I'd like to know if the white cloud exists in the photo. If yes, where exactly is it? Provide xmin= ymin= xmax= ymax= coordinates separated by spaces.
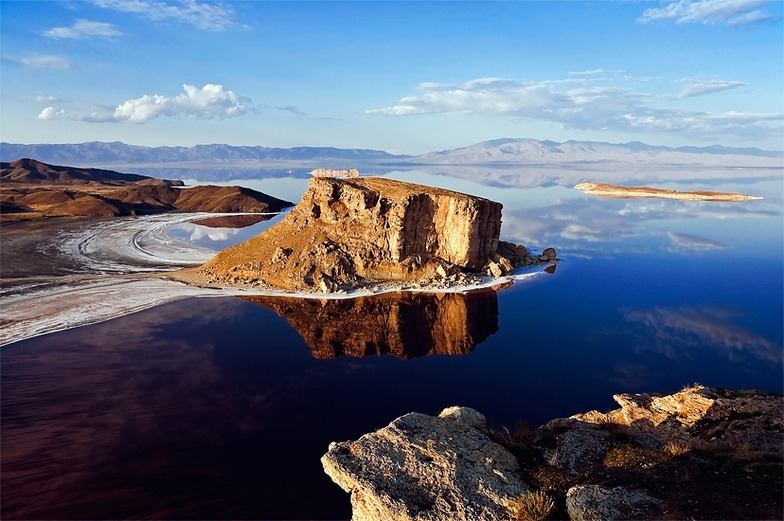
xmin=16 ymin=55 xmax=73 ymax=70
xmin=678 ymin=78 xmax=746 ymax=98
xmin=367 ymin=75 xmax=783 ymax=143
xmin=79 ymin=83 xmax=250 ymax=123
xmin=637 ymin=0 xmax=777 ymax=25
xmin=91 ymin=0 xmax=236 ymax=31
xmin=37 ymin=107 xmax=66 ymax=120
xmin=44 ymin=19 xmax=122 ymax=39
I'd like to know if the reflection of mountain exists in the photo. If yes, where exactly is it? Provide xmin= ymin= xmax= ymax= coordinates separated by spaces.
xmin=243 ymin=290 xmax=499 ymax=359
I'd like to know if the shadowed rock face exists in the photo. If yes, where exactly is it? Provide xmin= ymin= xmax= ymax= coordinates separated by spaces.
xmin=201 ymin=176 xmax=530 ymax=292
xmin=242 ymin=289 xmax=499 ymax=359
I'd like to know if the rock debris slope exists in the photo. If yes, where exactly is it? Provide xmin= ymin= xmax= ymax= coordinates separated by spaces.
xmin=200 ymin=176 xmax=553 ymax=292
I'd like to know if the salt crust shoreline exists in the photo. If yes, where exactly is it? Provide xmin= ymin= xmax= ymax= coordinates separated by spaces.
xmin=0 ymin=212 xmax=545 ymax=347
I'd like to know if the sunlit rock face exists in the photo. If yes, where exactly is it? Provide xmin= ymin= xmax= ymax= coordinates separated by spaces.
xmin=321 ymin=406 xmax=528 ymax=521
xmin=243 ymin=289 xmax=499 ymax=359
xmin=200 ymin=177 xmax=524 ymax=292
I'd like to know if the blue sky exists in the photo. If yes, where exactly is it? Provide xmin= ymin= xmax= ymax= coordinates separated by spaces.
xmin=1 ymin=0 xmax=782 ymax=154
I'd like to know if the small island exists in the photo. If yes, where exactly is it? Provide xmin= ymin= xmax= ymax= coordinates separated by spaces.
xmin=187 ymin=175 xmax=557 ymax=293
xmin=575 ymin=182 xmax=763 ymax=202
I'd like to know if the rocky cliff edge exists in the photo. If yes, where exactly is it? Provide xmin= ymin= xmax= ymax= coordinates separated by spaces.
xmin=322 ymin=385 xmax=783 ymax=521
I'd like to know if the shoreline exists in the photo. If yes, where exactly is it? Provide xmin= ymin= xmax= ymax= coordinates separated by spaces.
xmin=0 ymin=213 xmax=552 ymax=347
xmin=1 ymin=267 xmax=546 ymax=348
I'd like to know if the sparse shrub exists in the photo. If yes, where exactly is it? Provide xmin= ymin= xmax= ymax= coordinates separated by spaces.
xmin=664 ymin=440 xmax=692 ymax=456
xmin=506 ymin=490 xmax=555 ymax=521
xmin=604 ymin=443 xmax=666 ymax=468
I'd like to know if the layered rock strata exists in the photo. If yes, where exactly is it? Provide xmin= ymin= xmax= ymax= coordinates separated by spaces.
xmin=200 ymin=176 xmax=552 ymax=292
xmin=242 ymin=288 xmax=498 ymax=359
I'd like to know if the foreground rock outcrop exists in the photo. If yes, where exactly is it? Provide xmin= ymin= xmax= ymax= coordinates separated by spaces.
xmin=201 ymin=176 xmax=553 ymax=292
xmin=243 ymin=288 xmax=499 ymax=359
xmin=323 ymin=385 xmax=783 ymax=521
xmin=322 ymin=406 xmax=528 ymax=521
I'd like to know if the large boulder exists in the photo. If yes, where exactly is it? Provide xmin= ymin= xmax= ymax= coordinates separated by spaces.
xmin=321 ymin=406 xmax=528 ymax=521
xmin=200 ymin=176 xmax=548 ymax=292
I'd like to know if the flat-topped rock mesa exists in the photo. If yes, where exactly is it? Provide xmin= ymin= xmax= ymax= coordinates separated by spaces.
xmin=200 ymin=176 xmax=551 ymax=292
xmin=1 ymin=158 xmax=294 ymax=218
xmin=242 ymin=289 xmax=499 ymax=359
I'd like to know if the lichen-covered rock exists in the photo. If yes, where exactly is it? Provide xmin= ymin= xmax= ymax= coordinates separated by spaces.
xmin=200 ymin=177 xmax=550 ymax=292
xmin=321 ymin=406 xmax=528 ymax=521
xmin=566 ymin=485 xmax=661 ymax=521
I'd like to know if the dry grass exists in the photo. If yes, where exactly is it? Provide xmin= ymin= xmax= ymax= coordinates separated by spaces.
xmin=664 ymin=440 xmax=692 ymax=456
xmin=506 ymin=490 xmax=555 ymax=521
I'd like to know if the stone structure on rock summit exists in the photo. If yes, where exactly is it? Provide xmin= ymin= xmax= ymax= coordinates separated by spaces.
xmin=200 ymin=176 xmax=555 ymax=292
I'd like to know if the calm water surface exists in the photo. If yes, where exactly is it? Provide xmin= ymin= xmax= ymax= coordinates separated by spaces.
xmin=2 ymin=168 xmax=782 ymax=520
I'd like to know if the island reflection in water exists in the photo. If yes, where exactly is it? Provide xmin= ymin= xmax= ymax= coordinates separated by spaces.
xmin=243 ymin=288 xmax=501 ymax=359
xmin=1 ymin=287 xmax=512 ymax=520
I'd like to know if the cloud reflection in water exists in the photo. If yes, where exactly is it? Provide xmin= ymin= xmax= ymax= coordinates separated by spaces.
xmin=623 ymin=306 xmax=783 ymax=365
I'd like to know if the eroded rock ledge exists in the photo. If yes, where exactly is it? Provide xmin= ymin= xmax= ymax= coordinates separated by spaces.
xmin=322 ymin=385 xmax=783 ymax=521
xmin=200 ymin=176 xmax=555 ymax=292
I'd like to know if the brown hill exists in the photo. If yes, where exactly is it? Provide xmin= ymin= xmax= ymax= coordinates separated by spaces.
xmin=0 ymin=158 xmax=294 ymax=220
xmin=173 ymin=185 xmax=291 ymax=213
xmin=1 ymin=158 xmax=157 ymax=185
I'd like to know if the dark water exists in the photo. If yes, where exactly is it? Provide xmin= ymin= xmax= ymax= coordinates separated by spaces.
xmin=2 ymin=169 xmax=782 ymax=520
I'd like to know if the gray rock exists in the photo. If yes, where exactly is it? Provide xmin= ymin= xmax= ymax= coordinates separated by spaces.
xmin=566 ymin=485 xmax=660 ymax=521
xmin=322 ymin=406 xmax=529 ymax=521
xmin=546 ymin=426 xmax=610 ymax=476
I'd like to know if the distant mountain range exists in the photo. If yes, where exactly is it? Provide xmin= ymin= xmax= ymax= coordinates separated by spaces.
xmin=1 ymin=138 xmax=781 ymax=169
xmin=410 ymin=138 xmax=783 ymax=167
xmin=0 ymin=141 xmax=407 ymax=165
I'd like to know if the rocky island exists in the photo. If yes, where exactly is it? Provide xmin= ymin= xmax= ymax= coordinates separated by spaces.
xmin=197 ymin=176 xmax=555 ymax=293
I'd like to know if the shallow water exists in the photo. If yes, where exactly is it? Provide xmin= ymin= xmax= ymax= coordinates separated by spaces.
xmin=2 ymin=167 xmax=782 ymax=520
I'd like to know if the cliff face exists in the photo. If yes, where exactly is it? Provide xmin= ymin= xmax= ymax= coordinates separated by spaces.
xmin=201 ymin=176 xmax=541 ymax=292
xmin=242 ymin=289 xmax=499 ymax=359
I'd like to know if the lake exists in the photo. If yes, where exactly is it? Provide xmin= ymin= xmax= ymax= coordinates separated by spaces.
xmin=2 ymin=166 xmax=782 ymax=520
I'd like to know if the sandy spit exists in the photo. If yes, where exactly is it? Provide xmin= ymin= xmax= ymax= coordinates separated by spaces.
xmin=575 ymin=182 xmax=763 ymax=201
